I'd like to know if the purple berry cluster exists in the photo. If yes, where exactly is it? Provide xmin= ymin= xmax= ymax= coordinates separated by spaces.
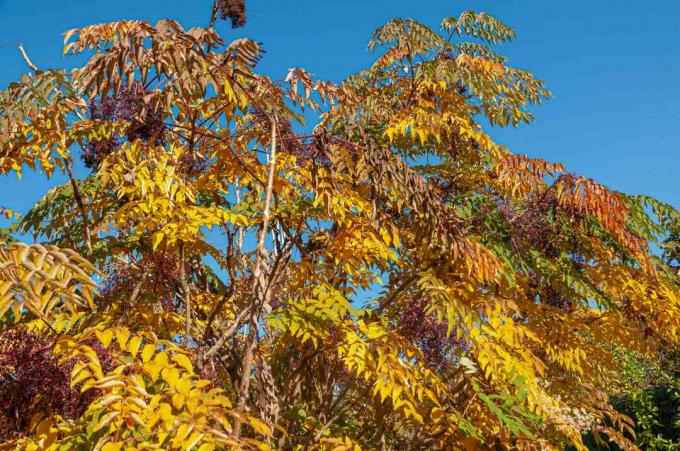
xmin=400 ymin=299 xmax=464 ymax=370
xmin=0 ymin=328 xmax=114 ymax=438
xmin=82 ymin=83 xmax=165 ymax=169
xmin=500 ymin=192 xmax=563 ymax=259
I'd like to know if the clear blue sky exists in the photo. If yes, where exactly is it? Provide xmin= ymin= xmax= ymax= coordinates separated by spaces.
xmin=0 ymin=0 xmax=678 ymax=217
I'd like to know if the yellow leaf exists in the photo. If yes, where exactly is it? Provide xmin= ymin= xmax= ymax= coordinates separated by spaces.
xmin=158 ymin=402 xmax=173 ymax=423
xmin=153 ymin=351 xmax=169 ymax=367
xmin=115 ymin=328 xmax=130 ymax=350
xmin=127 ymin=336 xmax=143 ymax=358
xmin=143 ymin=361 xmax=163 ymax=381
xmin=95 ymin=329 xmax=114 ymax=349
xmin=162 ymin=367 xmax=180 ymax=388
xmin=96 ymin=379 xmax=125 ymax=390
xmin=152 ymin=232 xmax=164 ymax=250
xmin=172 ymin=393 xmax=184 ymax=409
xmin=248 ymin=417 xmax=272 ymax=437
xmin=172 ymin=423 xmax=191 ymax=448
xmin=172 ymin=353 xmax=193 ymax=372
xmin=94 ymin=411 xmax=120 ymax=432
xmin=141 ymin=344 xmax=155 ymax=363
xmin=71 ymin=368 xmax=92 ymax=388
xmin=176 ymin=377 xmax=192 ymax=397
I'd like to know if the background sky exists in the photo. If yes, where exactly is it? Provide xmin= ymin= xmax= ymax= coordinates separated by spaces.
xmin=0 ymin=0 xmax=678 ymax=218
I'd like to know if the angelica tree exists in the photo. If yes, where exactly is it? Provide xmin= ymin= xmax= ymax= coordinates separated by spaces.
xmin=0 ymin=6 xmax=678 ymax=451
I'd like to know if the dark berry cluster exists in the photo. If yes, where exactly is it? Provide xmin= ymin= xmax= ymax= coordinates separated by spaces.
xmin=499 ymin=191 xmax=585 ymax=311
xmin=500 ymin=191 xmax=564 ymax=259
xmin=399 ymin=299 xmax=463 ymax=370
xmin=278 ymin=119 xmax=310 ymax=160
xmin=527 ymin=274 xmax=574 ymax=312
xmin=216 ymin=0 xmax=246 ymax=28
xmin=177 ymin=150 xmax=210 ymax=176
xmin=82 ymin=83 xmax=165 ymax=169
xmin=0 ymin=328 xmax=114 ymax=438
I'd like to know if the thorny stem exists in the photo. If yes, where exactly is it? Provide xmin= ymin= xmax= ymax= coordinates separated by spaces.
xmin=234 ymin=116 xmax=278 ymax=438
xmin=235 ymin=177 xmax=245 ymax=250
xmin=179 ymin=242 xmax=192 ymax=347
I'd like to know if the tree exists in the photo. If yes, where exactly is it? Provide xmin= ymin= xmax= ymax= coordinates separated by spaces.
xmin=0 ymin=5 xmax=679 ymax=450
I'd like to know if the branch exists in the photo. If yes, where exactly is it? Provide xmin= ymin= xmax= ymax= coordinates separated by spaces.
xmin=234 ymin=116 xmax=278 ymax=438
xmin=63 ymin=160 xmax=93 ymax=256
xmin=179 ymin=241 xmax=192 ymax=347
xmin=18 ymin=43 xmax=39 ymax=72
xmin=118 ymin=271 xmax=149 ymax=325
xmin=201 ymin=305 xmax=251 ymax=361
xmin=209 ymin=1 xmax=220 ymax=29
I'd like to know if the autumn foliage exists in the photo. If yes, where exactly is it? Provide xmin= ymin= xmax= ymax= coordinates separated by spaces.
xmin=0 ymin=3 xmax=679 ymax=450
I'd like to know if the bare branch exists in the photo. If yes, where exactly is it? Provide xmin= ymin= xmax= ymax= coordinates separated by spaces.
xmin=179 ymin=242 xmax=192 ymax=347
xmin=234 ymin=116 xmax=278 ymax=438
xmin=18 ymin=43 xmax=39 ymax=72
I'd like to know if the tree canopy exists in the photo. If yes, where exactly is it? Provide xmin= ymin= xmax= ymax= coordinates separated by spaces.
xmin=0 ymin=4 xmax=679 ymax=450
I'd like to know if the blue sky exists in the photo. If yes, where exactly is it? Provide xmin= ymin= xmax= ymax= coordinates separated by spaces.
xmin=0 ymin=0 xmax=678 ymax=216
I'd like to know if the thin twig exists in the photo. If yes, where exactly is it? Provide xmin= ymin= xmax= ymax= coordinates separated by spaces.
xmin=18 ymin=43 xmax=39 ymax=72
